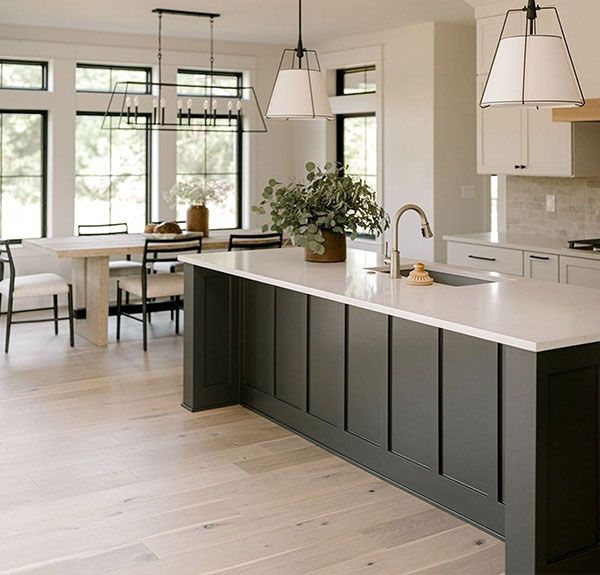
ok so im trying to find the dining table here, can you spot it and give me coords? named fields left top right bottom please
left=24, top=231, right=270, bottom=347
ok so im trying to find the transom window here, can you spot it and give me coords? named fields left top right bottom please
left=0, top=60, right=47, bottom=91
left=176, top=116, right=242, bottom=230
left=75, top=113, right=150, bottom=233
left=0, top=111, right=47, bottom=241
left=76, top=64, right=151, bottom=94
left=176, top=69, right=242, bottom=97
left=336, top=65, right=376, bottom=96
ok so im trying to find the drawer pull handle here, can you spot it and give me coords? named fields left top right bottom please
left=530, top=255, right=550, bottom=261
left=468, top=255, right=496, bottom=262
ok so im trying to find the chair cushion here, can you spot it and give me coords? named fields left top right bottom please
left=109, top=260, right=144, bottom=277
left=0, top=273, right=69, bottom=299
left=120, top=273, right=184, bottom=299
left=152, top=261, right=184, bottom=274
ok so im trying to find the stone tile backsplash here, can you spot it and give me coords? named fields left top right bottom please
left=507, top=176, right=600, bottom=239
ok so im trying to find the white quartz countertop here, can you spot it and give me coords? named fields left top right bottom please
left=180, top=248, right=600, bottom=353
left=444, top=231, right=600, bottom=260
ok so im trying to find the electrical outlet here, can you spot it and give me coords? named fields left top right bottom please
left=546, top=194, right=556, bottom=213
left=461, top=185, right=477, bottom=200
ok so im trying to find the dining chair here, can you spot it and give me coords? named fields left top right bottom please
left=149, top=222, right=188, bottom=274
left=228, top=232, right=284, bottom=251
left=0, top=242, right=74, bottom=353
left=77, top=222, right=143, bottom=277
left=116, top=237, right=203, bottom=351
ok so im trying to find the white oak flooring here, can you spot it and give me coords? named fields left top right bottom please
left=0, top=313, right=505, bottom=574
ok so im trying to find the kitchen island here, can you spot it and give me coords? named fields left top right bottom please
left=180, top=247, right=600, bottom=575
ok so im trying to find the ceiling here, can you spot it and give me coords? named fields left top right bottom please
left=0, top=0, right=475, bottom=45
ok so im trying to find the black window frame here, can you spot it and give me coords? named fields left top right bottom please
left=0, top=109, right=48, bottom=244
left=176, top=69, right=243, bottom=98
left=176, top=113, right=243, bottom=231
left=336, top=111, right=377, bottom=240
left=336, top=65, right=377, bottom=97
left=75, top=63, right=152, bottom=94
left=0, top=60, right=48, bottom=92
left=74, top=111, right=153, bottom=229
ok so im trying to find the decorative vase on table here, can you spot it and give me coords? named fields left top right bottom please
left=304, top=230, right=347, bottom=263
left=186, top=205, right=209, bottom=237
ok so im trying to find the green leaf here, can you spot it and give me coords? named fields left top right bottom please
left=305, top=162, right=316, bottom=172
left=261, top=224, right=269, bottom=232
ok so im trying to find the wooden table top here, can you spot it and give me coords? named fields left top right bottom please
left=24, top=231, right=275, bottom=258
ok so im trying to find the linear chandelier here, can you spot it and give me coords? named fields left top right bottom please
left=480, top=0, right=584, bottom=108
left=267, top=0, right=333, bottom=120
left=103, top=8, right=267, bottom=133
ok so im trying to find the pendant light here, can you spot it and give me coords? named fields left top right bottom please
left=480, top=0, right=584, bottom=108
left=103, top=8, right=267, bottom=133
left=267, top=0, right=333, bottom=120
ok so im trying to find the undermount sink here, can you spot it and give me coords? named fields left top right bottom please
left=365, top=266, right=497, bottom=287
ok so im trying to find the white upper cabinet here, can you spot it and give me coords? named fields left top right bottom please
left=476, top=9, right=600, bottom=177
left=476, top=15, right=505, bottom=76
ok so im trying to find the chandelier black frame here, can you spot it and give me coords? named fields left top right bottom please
left=102, top=8, right=268, bottom=133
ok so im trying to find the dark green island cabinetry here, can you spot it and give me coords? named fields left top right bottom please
left=183, top=262, right=600, bottom=575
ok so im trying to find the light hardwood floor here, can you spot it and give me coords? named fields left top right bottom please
left=0, top=313, right=505, bottom=574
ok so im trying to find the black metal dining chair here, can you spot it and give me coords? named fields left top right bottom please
left=0, top=241, right=74, bottom=353
left=116, top=236, right=202, bottom=351
left=228, top=232, right=284, bottom=251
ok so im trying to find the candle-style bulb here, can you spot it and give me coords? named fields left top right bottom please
left=237, top=99, right=242, bottom=111
left=177, top=99, right=183, bottom=110
left=187, top=98, right=192, bottom=110
left=160, top=98, right=166, bottom=108
left=203, top=100, right=209, bottom=111
left=133, top=96, right=140, bottom=107
left=152, top=98, right=158, bottom=108
left=125, top=97, right=132, bottom=108
left=227, top=100, right=233, bottom=111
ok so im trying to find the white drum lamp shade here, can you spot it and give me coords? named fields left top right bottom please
left=481, top=35, right=584, bottom=108
left=267, top=69, right=333, bottom=120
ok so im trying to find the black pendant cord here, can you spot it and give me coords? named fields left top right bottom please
left=157, top=12, right=163, bottom=124
left=525, top=0, right=538, bottom=35
left=295, top=0, right=306, bottom=66
left=209, top=16, right=216, bottom=126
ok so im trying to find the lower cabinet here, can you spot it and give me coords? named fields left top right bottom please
left=447, top=241, right=523, bottom=276
left=560, top=256, right=600, bottom=289
left=524, top=251, right=559, bottom=283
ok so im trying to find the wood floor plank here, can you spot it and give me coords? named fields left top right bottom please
left=0, top=315, right=505, bottom=574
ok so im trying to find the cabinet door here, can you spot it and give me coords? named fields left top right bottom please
left=477, top=15, right=505, bottom=75
left=477, top=76, right=524, bottom=175
left=524, top=251, right=559, bottom=283
left=523, top=107, right=573, bottom=177
left=560, top=256, right=600, bottom=289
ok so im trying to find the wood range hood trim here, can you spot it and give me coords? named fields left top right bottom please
left=553, top=98, right=600, bottom=122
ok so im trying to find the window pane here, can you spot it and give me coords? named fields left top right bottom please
left=2, top=114, right=43, bottom=176
left=342, top=115, right=377, bottom=183
left=0, top=112, right=45, bottom=240
left=0, top=61, right=46, bottom=90
left=341, top=67, right=376, bottom=95
left=176, top=121, right=240, bottom=229
left=76, top=65, right=150, bottom=93
left=177, top=71, right=240, bottom=97
left=75, top=114, right=148, bottom=233
left=1, top=177, right=43, bottom=240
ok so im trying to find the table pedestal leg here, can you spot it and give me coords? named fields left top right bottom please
left=73, top=256, right=109, bottom=346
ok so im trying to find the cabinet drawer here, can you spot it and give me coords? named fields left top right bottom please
left=447, top=242, right=523, bottom=276
left=560, top=256, right=600, bottom=289
left=524, top=251, right=559, bottom=283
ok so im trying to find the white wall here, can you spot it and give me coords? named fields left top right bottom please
left=0, top=23, right=292, bottom=307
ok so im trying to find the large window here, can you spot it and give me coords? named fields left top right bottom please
left=0, top=60, right=47, bottom=91
left=0, top=112, right=47, bottom=241
left=176, top=119, right=242, bottom=230
left=175, top=70, right=243, bottom=230
left=76, top=64, right=151, bottom=94
left=75, top=113, right=150, bottom=233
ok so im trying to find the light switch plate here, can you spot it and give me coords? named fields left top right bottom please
left=546, top=194, right=556, bottom=213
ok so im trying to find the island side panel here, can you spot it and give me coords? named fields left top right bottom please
left=183, top=266, right=240, bottom=412
left=504, top=344, right=600, bottom=575
left=308, top=297, right=345, bottom=427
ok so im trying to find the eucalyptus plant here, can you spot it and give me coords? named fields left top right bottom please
left=252, top=162, right=389, bottom=255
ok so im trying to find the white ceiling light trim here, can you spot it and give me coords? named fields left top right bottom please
left=267, top=0, right=333, bottom=121
left=480, top=0, right=584, bottom=109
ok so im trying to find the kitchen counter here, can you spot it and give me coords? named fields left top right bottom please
left=181, top=247, right=600, bottom=575
left=444, top=231, right=600, bottom=260
left=180, top=247, right=600, bottom=352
